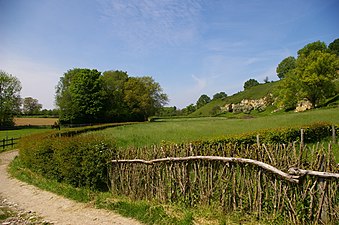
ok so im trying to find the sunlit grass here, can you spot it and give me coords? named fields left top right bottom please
left=91, top=108, right=339, bottom=148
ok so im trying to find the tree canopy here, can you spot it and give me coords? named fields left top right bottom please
left=22, top=97, right=42, bottom=115
left=276, top=56, right=296, bottom=79
left=213, top=92, right=227, bottom=100
left=276, top=39, right=339, bottom=109
left=243, top=79, right=259, bottom=90
left=196, top=94, right=211, bottom=109
left=0, top=70, right=22, bottom=127
left=56, top=68, right=168, bottom=124
left=328, top=38, right=339, bottom=57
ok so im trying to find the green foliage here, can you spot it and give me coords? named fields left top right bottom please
left=22, top=97, right=42, bottom=115
left=276, top=40, right=339, bottom=109
left=124, top=76, right=168, bottom=120
left=56, top=69, right=168, bottom=123
left=276, top=56, right=296, bottom=79
left=56, top=68, right=106, bottom=124
left=181, top=104, right=196, bottom=115
left=293, top=51, right=338, bottom=106
left=212, top=91, right=227, bottom=100
left=19, top=133, right=115, bottom=191
left=101, top=70, right=129, bottom=121
left=196, top=94, right=211, bottom=109
left=243, top=78, right=259, bottom=90
left=191, top=82, right=279, bottom=117
left=0, top=70, right=22, bottom=127
left=297, top=40, right=327, bottom=57
left=328, top=38, right=339, bottom=57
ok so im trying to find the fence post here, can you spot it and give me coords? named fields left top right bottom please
left=300, top=129, right=304, bottom=149
left=2, top=139, right=5, bottom=150
left=332, top=125, right=336, bottom=144
left=256, top=134, right=260, bottom=148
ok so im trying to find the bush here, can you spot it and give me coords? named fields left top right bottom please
left=19, top=133, right=115, bottom=191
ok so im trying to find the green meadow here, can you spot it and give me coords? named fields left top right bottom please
left=91, top=107, right=339, bottom=148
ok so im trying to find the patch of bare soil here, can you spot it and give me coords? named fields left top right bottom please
left=14, top=118, right=58, bottom=126
left=0, top=150, right=142, bottom=225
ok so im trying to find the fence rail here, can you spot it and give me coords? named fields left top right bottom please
left=1, top=137, right=20, bottom=150
left=110, top=143, right=339, bottom=224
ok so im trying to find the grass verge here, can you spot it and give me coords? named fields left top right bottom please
left=8, top=156, right=267, bottom=225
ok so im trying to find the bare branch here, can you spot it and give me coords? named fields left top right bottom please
left=112, top=156, right=300, bottom=183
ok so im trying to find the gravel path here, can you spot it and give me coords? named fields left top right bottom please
left=0, top=150, right=142, bottom=225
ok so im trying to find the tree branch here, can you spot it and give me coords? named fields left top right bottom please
left=112, top=156, right=301, bottom=183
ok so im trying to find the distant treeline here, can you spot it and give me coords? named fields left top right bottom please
left=56, top=69, right=168, bottom=124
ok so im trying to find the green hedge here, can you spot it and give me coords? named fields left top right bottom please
left=19, top=134, right=115, bottom=191
left=18, top=122, right=337, bottom=191
left=196, top=122, right=337, bottom=147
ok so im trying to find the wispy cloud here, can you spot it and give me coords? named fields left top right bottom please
left=98, top=0, right=203, bottom=50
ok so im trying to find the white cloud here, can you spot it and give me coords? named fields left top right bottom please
left=97, top=0, right=202, bottom=50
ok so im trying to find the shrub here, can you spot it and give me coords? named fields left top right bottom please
left=19, top=133, right=115, bottom=191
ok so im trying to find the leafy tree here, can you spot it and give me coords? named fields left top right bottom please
left=212, top=92, right=227, bottom=100
left=277, top=51, right=339, bottom=108
left=293, top=51, right=339, bottom=106
left=101, top=70, right=129, bottom=121
left=56, top=68, right=106, bottom=124
left=0, top=70, right=22, bottom=127
left=297, top=40, right=327, bottom=57
left=124, top=76, right=168, bottom=120
left=276, top=56, right=296, bottom=79
left=196, top=94, right=211, bottom=109
left=22, top=97, right=42, bottom=115
left=243, top=79, right=259, bottom=90
left=276, top=71, right=299, bottom=110
left=328, top=38, right=339, bottom=57
left=181, top=104, right=196, bottom=115
left=157, top=106, right=179, bottom=117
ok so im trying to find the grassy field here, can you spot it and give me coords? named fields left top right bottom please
left=0, top=118, right=57, bottom=140
left=91, top=107, right=339, bottom=148
left=0, top=128, right=53, bottom=140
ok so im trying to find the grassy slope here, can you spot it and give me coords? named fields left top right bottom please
left=92, top=107, right=339, bottom=148
left=190, top=81, right=279, bottom=117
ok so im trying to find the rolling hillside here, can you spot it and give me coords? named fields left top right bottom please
left=190, top=81, right=280, bottom=117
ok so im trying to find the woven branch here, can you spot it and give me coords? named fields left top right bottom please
left=288, top=167, right=339, bottom=179
left=112, top=156, right=301, bottom=183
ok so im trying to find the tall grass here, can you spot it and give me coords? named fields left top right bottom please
left=90, top=108, right=339, bottom=148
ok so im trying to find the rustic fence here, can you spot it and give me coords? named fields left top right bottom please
left=1, top=137, right=20, bottom=150
left=110, top=143, right=339, bottom=224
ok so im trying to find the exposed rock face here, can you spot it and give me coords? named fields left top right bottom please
left=221, top=96, right=271, bottom=114
left=295, top=100, right=313, bottom=112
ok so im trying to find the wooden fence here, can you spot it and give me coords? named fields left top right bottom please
left=110, top=143, right=339, bottom=224
left=1, top=137, right=20, bottom=150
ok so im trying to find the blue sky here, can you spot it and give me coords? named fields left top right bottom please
left=0, top=0, right=338, bottom=109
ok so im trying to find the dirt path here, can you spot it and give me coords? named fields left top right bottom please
left=0, top=150, right=142, bottom=225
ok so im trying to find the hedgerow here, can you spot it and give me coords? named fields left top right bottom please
left=19, top=133, right=115, bottom=191
left=18, top=122, right=337, bottom=192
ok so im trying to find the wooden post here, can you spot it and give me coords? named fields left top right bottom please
left=2, top=139, right=5, bottom=150
left=300, top=129, right=304, bottom=149
left=256, top=134, right=260, bottom=148
left=332, top=125, right=336, bottom=144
